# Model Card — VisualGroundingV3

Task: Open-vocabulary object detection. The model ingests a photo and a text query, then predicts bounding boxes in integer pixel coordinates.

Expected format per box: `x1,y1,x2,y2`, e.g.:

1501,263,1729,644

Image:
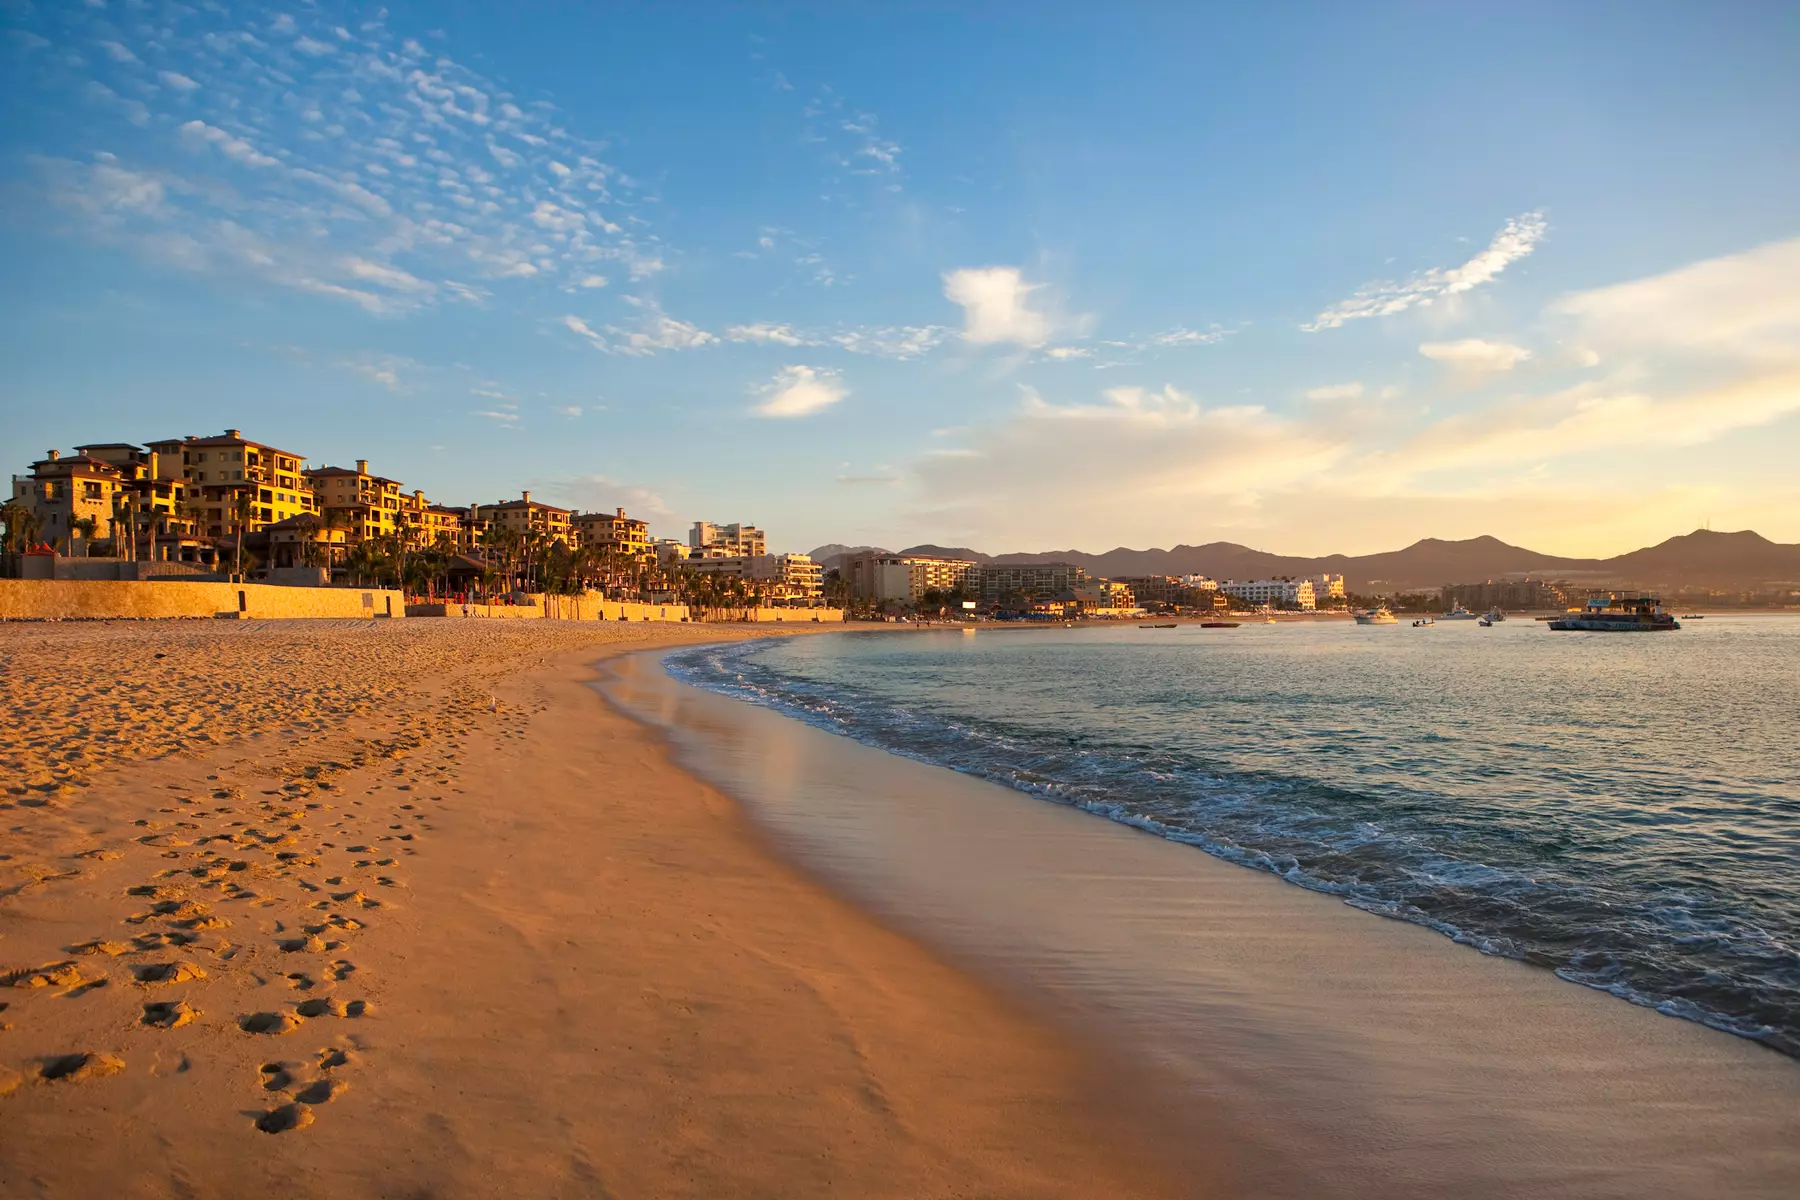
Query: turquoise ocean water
667,617,1800,1057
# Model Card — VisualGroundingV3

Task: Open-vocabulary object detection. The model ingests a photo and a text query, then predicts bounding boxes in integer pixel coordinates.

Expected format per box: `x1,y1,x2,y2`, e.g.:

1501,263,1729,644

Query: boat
1199,620,1240,628
1354,606,1398,625
1441,604,1479,620
1139,623,1177,629
1681,614,1705,619
1483,608,1506,622
1547,595,1681,632
1478,617,1492,627
1412,617,1435,627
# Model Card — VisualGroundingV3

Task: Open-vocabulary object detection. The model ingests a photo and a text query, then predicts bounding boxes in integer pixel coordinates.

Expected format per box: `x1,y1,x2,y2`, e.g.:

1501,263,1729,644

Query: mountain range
806,530,1800,593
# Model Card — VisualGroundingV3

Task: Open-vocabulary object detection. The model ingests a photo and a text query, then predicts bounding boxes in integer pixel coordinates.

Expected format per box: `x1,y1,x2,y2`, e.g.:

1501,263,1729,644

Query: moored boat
1354,606,1398,625
1441,604,1479,620
1548,595,1681,632
1199,620,1240,628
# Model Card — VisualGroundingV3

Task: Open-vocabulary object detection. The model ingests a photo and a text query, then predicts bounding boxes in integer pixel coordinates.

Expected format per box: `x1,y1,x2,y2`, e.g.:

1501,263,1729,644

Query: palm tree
113,492,139,563
72,515,99,557
2,501,42,576
230,488,257,579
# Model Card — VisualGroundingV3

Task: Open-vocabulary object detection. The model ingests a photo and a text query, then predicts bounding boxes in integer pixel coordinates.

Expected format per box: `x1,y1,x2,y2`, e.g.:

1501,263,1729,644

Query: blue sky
4,1,1798,556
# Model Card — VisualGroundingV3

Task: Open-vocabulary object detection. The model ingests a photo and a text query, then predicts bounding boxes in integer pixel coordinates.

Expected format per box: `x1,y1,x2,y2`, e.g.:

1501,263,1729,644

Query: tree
230,488,257,579
2,501,42,575
73,515,99,557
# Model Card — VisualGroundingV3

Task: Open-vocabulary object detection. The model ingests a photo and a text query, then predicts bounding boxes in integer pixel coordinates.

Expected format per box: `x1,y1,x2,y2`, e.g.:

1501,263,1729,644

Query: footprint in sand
326,960,355,981
4,962,87,989
255,1103,314,1133
68,939,129,957
239,1010,303,1035
295,997,345,1019
317,1047,352,1070
142,1000,199,1028
131,961,207,985
293,1077,347,1104
39,1051,126,1082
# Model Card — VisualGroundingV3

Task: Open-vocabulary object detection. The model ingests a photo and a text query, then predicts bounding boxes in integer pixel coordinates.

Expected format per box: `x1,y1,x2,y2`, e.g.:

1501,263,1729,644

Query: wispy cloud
725,321,947,360
754,364,847,418
1303,212,1547,331
335,352,419,392
561,304,716,355
1305,382,1366,401
23,4,666,316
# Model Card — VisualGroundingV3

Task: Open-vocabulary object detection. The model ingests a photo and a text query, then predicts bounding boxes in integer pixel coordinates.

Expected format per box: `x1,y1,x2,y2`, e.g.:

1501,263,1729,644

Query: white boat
1354,606,1398,625
1548,595,1681,632
1441,605,1480,620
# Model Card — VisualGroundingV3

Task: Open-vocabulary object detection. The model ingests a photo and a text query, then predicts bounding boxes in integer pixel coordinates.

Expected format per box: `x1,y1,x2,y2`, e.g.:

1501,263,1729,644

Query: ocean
665,616,1800,1058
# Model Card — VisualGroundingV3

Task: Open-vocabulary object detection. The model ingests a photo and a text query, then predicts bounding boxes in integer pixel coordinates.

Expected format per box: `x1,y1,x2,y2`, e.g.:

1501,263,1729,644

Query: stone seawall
0,579,406,620
403,598,845,623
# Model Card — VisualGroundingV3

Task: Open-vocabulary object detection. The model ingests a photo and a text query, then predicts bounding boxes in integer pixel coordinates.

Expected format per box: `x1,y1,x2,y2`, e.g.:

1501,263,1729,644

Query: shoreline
0,621,1188,1197
607,640,1800,1198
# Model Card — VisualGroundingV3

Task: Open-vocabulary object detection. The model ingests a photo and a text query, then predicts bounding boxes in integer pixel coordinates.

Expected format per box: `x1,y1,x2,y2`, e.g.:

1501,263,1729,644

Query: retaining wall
0,579,405,620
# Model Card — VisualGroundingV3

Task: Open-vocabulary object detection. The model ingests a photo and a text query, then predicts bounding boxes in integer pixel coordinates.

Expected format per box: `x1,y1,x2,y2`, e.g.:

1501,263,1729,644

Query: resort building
1441,578,1566,611
970,562,1093,605
1073,580,1139,613
842,552,978,603
147,430,313,538
1220,577,1317,610
654,538,691,565
304,460,404,544
398,490,463,550
479,491,575,547
1311,573,1347,601
1114,575,1224,609
10,449,126,552
842,553,913,603
574,508,653,561
683,553,824,601
265,513,348,571
689,520,766,558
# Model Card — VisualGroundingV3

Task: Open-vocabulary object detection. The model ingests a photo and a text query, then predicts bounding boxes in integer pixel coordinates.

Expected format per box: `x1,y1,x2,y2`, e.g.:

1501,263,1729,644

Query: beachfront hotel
574,508,654,562
689,520,767,558
6,433,664,584
682,551,825,601
842,551,978,604
1219,578,1318,610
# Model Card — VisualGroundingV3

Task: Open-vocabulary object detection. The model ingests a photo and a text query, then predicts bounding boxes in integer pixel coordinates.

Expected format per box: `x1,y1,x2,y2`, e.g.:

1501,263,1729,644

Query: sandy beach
0,621,1188,1198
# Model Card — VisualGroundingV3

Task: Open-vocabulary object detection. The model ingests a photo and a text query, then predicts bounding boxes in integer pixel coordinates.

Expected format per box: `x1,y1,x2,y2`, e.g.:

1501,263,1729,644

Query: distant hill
813,530,1799,593
897,544,990,562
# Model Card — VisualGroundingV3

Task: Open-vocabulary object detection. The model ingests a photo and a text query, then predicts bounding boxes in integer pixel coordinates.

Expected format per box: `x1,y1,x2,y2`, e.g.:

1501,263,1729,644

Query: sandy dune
0,621,1186,1198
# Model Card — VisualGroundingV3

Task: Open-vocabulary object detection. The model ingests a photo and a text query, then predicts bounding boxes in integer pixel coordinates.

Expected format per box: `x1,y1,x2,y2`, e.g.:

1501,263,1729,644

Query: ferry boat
1441,604,1480,620
1547,596,1681,632
1354,606,1399,625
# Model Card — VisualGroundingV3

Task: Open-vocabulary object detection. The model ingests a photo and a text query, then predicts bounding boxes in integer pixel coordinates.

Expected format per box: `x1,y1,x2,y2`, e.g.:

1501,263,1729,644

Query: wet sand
602,645,1800,1200
0,621,1187,1198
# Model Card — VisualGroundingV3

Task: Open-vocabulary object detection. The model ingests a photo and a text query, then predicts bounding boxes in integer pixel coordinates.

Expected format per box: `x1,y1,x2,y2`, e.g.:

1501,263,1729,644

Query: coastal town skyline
4,2,1800,559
